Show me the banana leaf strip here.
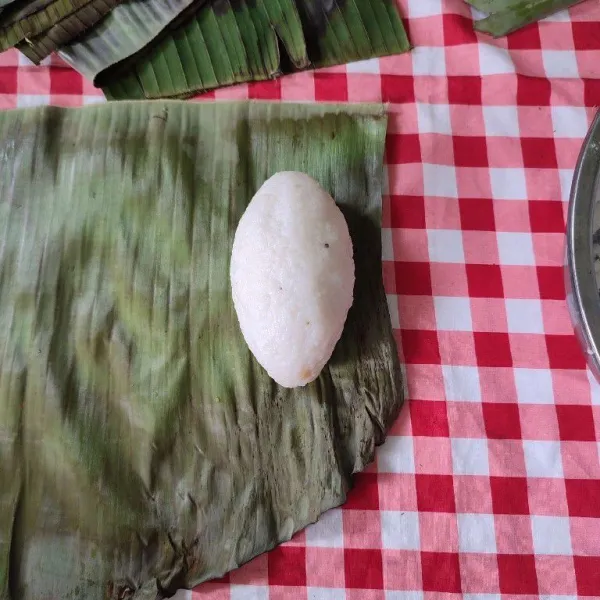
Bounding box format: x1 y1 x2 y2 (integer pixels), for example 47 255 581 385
464 0 588 36
58 0 210 84
16 0 121 63
0 0 107 51
0 100 403 600
99 0 410 100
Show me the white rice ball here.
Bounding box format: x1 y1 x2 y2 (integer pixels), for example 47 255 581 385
230 171 355 388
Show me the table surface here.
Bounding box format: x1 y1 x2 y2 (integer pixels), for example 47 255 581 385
1 1 600 598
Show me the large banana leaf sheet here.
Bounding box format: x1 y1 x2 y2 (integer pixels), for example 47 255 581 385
0 101 403 600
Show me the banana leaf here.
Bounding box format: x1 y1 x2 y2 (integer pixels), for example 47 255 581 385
464 0 588 36
57 0 210 83
0 0 111 51
58 0 410 99
16 0 120 63
0 100 403 600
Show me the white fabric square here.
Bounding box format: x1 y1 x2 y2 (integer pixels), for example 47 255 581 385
386 295 400 330
406 0 442 17
382 229 394 261
305 509 344 548
427 230 465 263
417 102 452 135
490 168 528 201
543 9 571 21
386 593 424 600
523 441 564 478
515 368 554 404
378 436 415 473
17 95 51 108
423 164 458 198
308 589 347 600
558 169 575 202
434 296 473 331
412 47 446 76
83 95 106 105
483 106 520 137
464 596 501 600
231 586 269 600
443 365 482 402
172 591 192 600
381 511 421 550
532 516 573 554
478 45 515 75
497 232 535 266
452 438 490 475
18 52 36 66
505 299 544 334
346 58 380 74
588 370 600 406
543 50 579 78
457 513 497 553
552 106 590 138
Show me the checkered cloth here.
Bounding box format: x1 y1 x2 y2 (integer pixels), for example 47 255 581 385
2 0 600 598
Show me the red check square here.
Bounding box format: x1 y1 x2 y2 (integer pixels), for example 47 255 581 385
344 549 383 590
447 76 482 105
345 473 380 511
490 477 530 515
565 479 600 518
517 76 551 106
410 400 449 437
381 75 415 103
50 68 83 95
521 138 558 169
556 405 596 442
421 552 462 593
387 133 422 164
498 554 539 594
474 332 513 367
390 195 426 229
574 556 600 596
483 403 522 440
537 266 566 300
453 136 489 168
268 547 306 587
459 198 496 231
529 201 566 233
444 16 478 46
314 73 348 102
546 335 587 369
395 262 433 295
416 474 456 513
467 264 504 298
401 330 441 365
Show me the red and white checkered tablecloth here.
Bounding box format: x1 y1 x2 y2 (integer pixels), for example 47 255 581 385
2 0 600 598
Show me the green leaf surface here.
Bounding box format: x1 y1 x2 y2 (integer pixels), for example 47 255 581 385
100 0 410 100
16 0 120 63
0 0 106 51
0 100 403 600
465 0 588 36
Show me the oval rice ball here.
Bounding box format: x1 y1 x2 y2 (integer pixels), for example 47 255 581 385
230 171 355 388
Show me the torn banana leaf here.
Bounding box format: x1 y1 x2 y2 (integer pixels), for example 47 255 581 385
59 0 410 99
0 100 403 600
464 0 587 36
0 0 108 51
16 0 120 63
